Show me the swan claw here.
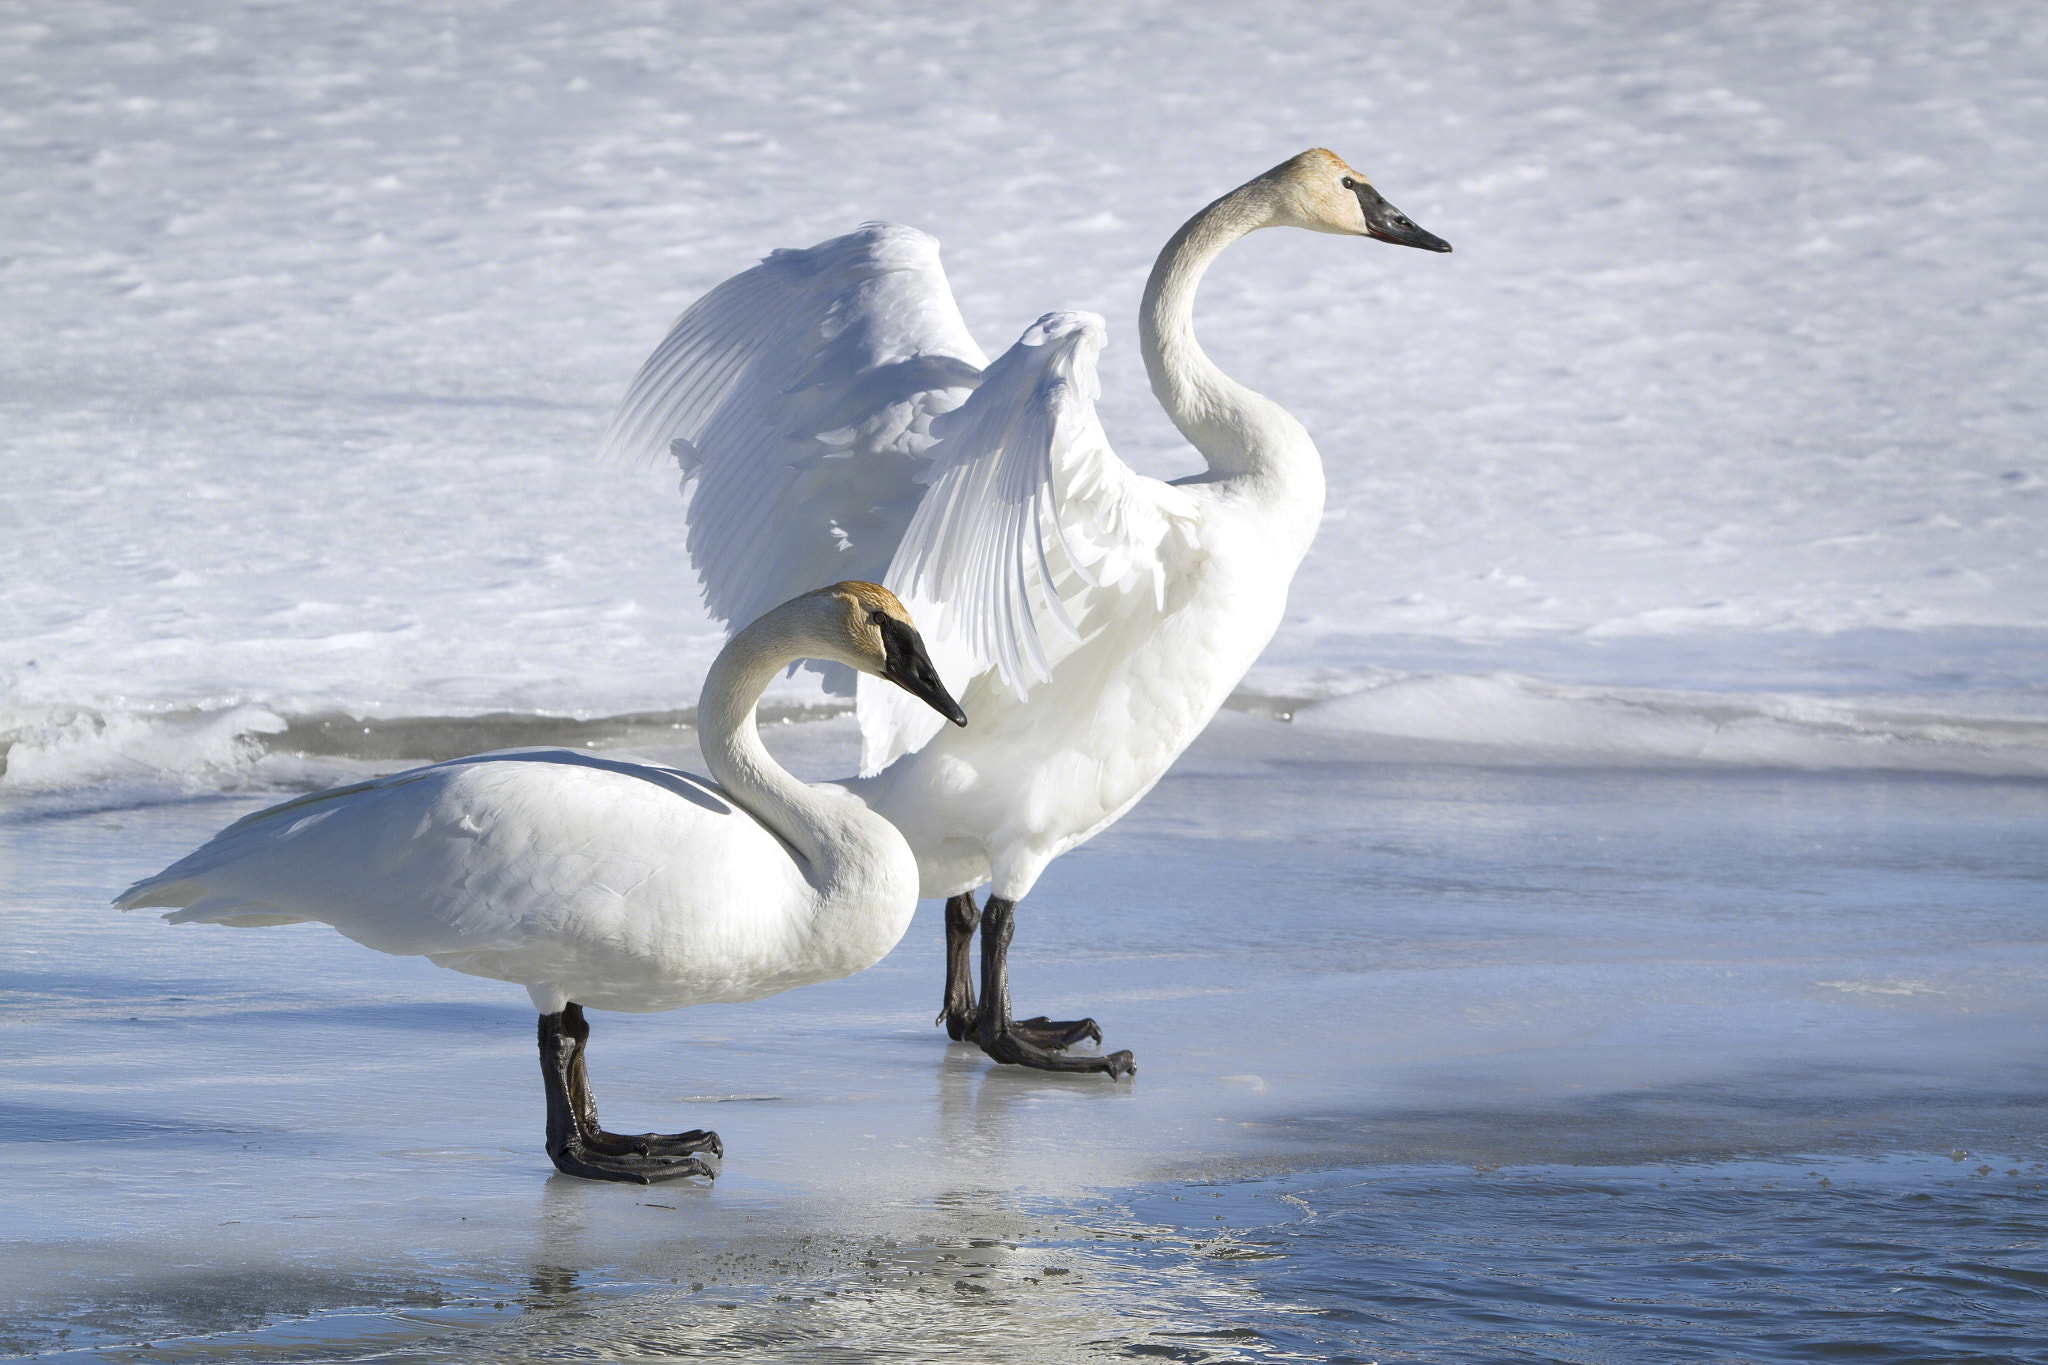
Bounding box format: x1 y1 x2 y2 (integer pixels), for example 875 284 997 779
941 1006 975 1042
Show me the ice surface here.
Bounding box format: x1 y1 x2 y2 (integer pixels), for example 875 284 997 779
4 717 2046 1357
3 0 2046 1358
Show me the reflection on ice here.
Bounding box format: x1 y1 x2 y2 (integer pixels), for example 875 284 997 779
11 1157 2043 1363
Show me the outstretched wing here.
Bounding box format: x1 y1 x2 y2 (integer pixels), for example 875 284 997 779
861 310 1200 772
601 224 988 664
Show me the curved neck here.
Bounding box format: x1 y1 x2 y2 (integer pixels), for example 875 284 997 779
1140 183 1323 514
697 610 854 875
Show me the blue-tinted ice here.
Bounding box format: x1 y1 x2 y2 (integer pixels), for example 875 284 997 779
5 716 2043 1360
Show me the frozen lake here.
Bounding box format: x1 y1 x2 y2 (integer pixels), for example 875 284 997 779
5 715 2046 1360
5 0 2047 1358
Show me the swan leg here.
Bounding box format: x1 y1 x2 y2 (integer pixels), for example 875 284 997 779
942 892 1104 1051
938 891 980 1040
972 897 1135 1077
538 1003 721 1183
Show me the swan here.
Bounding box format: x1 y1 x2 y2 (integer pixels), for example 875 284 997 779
603 149 1450 1078
114 583 966 1184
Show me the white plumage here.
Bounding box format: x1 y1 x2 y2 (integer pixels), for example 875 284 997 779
116 582 966 1183
604 149 1451 1074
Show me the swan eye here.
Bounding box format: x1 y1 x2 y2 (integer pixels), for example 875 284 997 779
869 608 889 626
1341 176 1356 190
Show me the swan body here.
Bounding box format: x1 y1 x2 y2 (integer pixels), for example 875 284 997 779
850 399 1291 900
123 751 884 1014
604 149 1450 1073
116 582 966 1182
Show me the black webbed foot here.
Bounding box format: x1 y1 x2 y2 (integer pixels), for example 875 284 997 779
976 1019 1135 1077
1008 1015 1104 1051
968 896 1134 1079
598 1127 722 1160
548 1140 721 1185
538 1003 722 1184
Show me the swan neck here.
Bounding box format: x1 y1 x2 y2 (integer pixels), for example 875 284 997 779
697 612 847 872
1139 183 1322 499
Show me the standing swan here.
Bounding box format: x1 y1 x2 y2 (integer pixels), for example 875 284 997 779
115 583 966 1184
603 149 1450 1077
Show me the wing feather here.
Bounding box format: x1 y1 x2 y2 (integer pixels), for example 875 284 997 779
601 225 987 654
607 242 1199 776
862 311 1198 771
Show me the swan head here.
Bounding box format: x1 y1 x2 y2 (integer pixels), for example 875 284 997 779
1259 148 1451 253
808 582 968 728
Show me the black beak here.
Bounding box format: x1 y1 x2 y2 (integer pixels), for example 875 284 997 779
1354 182 1452 253
877 616 968 727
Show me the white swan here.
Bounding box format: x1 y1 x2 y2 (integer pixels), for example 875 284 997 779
603 149 1450 1077
114 583 966 1184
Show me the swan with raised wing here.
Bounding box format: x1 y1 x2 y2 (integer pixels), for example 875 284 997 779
603 149 1450 1077
115 583 966 1184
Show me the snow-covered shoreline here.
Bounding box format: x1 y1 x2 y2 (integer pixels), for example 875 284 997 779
7 1 2044 813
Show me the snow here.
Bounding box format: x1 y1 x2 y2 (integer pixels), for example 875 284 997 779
4 0 2044 796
